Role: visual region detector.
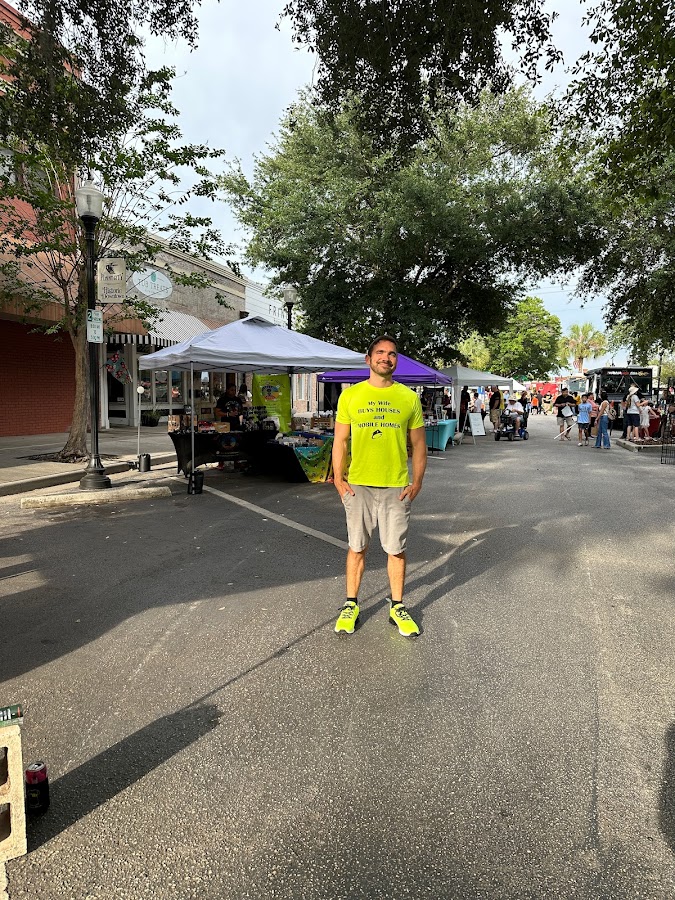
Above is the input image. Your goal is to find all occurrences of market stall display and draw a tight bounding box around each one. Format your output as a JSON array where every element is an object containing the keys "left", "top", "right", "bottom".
[
  {"left": 138, "top": 316, "right": 363, "bottom": 478},
  {"left": 425, "top": 419, "right": 457, "bottom": 451}
]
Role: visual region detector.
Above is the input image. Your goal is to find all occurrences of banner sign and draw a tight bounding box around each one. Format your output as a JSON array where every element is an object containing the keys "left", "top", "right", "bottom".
[{"left": 252, "top": 374, "right": 292, "bottom": 433}]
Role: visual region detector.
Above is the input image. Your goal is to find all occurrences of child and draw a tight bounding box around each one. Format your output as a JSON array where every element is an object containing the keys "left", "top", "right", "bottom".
[{"left": 577, "top": 394, "right": 592, "bottom": 446}]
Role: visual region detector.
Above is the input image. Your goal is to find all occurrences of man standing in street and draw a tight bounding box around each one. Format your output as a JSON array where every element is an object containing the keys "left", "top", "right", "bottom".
[
  {"left": 332, "top": 335, "right": 427, "bottom": 637},
  {"left": 488, "top": 386, "right": 502, "bottom": 433}
]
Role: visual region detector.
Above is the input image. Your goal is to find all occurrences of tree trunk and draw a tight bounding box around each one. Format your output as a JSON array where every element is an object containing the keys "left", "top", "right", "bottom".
[{"left": 60, "top": 326, "right": 90, "bottom": 461}]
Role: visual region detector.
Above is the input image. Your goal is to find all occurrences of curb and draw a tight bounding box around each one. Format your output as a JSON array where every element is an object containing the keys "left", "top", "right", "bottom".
[
  {"left": 0, "top": 453, "right": 177, "bottom": 498},
  {"left": 615, "top": 439, "right": 662, "bottom": 454},
  {"left": 20, "top": 485, "right": 172, "bottom": 509}
]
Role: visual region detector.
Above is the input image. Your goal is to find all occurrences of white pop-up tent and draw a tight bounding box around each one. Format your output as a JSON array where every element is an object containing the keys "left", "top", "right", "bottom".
[
  {"left": 139, "top": 315, "right": 365, "bottom": 373},
  {"left": 140, "top": 315, "right": 366, "bottom": 476},
  {"left": 441, "top": 365, "right": 514, "bottom": 415}
]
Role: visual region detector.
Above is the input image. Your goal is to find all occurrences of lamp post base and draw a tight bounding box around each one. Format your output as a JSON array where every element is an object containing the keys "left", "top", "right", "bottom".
[{"left": 80, "top": 462, "right": 111, "bottom": 491}]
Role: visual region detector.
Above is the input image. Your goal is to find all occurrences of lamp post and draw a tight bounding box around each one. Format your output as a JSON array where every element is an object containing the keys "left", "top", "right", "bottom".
[
  {"left": 283, "top": 285, "right": 297, "bottom": 330},
  {"left": 76, "top": 178, "right": 111, "bottom": 491}
]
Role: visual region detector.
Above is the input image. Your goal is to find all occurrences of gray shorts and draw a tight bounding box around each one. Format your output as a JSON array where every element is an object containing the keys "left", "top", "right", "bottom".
[{"left": 342, "top": 485, "right": 411, "bottom": 555}]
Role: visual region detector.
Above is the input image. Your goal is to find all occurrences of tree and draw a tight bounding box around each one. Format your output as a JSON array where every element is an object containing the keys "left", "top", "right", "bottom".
[
  {"left": 559, "top": 323, "right": 607, "bottom": 373},
  {"left": 566, "top": 0, "right": 675, "bottom": 184},
  {"left": 0, "top": 60, "right": 231, "bottom": 460},
  {"left": 484, "top": 296, "right": 561, "bottom": 379},
  {"left": 1, "top": 0, "right": 201, "bottom": 169},
  {"left": 283, "top": 0, "right": 562, "bottom": 146},
  {"left": 220, "top": 90, "right": 604, "bottom": 362},
  {"left": 456, "top": 332, "right": 490, "bottom": 372},
  {"left": 577, "top": 155, "right": 675, "bottom": 352}
]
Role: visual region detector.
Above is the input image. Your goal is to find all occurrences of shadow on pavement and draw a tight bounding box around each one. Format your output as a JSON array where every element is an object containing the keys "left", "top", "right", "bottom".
[
  {"left": 659, "top": 722, "right": 675, "bottom": 854},
  {"left": 27, "top": 703, "right": 221, "bottom": 852}
]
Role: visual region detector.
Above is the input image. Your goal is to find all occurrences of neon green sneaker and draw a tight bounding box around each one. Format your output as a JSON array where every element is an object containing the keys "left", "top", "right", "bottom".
[
  {"left": 389, "top": 602, "right": 420, "bottom": 637},
  {"left": 335, "top": 601, "right": 359, "bottom": 634}
]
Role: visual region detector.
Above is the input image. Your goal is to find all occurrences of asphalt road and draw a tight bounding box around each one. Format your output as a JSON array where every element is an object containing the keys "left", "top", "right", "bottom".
[{"left": 1, "top": 414, "right": 674, "bottom": 899}]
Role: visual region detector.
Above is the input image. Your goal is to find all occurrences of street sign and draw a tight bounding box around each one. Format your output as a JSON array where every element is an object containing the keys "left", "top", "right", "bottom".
[
  {"left": 87, "top": 309, "right": 104, "bottom": 344},
  {"left": 97, "top": 257, "right": 127, "bottom": 303}
]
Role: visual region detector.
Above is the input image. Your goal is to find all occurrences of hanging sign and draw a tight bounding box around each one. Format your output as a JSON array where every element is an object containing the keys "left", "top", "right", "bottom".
[
  {"left": 86, "top": 309, "right": 104, "bottom": 344},
  {"left": 131, "top": 267, "right": 173, "bottom": 300},
  {"left": 97, "top": 258, "right": 127, "bottom": 303}
]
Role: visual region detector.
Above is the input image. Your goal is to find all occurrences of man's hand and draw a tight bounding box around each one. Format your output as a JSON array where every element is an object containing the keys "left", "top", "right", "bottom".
[
  {"left": 334, "top": 479, "right": 355, "bottom": 499},
  {"left": 399, "top": 482, "right": 422, "bottom": 502}
]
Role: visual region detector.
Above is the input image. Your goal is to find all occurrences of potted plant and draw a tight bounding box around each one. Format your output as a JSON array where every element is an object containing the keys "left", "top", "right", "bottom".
[{"left": 140, "top": 408, "right": 162, "bottom": 427}]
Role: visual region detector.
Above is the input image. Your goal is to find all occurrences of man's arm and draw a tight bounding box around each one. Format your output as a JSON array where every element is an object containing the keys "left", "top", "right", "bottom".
[
  {"left": 400, "top": 426, "right": 427, "bottom": 501},
  {"left": 332, "top": 421, "right": 354, "bottom": 497}
]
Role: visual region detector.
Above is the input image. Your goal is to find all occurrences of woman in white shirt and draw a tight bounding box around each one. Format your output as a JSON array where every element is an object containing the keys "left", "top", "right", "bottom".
[{"left": 624, "top": 386, "right": 642, "bottom": 442}]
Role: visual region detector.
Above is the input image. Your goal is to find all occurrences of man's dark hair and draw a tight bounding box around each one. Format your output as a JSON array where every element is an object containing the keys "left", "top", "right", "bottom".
[{"left": 367, "top": 334, "right": 398, "bottom": 357}]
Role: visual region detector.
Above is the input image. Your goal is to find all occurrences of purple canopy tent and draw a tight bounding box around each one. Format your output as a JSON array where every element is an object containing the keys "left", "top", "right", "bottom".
[{"left": 318, "top": 354, "right": 451, "bottom": 386}]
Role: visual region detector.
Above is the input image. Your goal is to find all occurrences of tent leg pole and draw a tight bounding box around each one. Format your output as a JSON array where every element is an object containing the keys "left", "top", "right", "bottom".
[{"left": 191, "top": 362, "right": 195, "bottom": 478}]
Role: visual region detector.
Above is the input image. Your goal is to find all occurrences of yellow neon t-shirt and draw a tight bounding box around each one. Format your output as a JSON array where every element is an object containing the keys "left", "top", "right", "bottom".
[{"left": 336, "top": 381, "right": 424, "bottom": 487}]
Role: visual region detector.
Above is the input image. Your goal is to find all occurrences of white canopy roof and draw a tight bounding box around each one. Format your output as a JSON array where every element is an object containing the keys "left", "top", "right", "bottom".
[
  {"left": 441, "top": 365, "right": 514, "bottom": 390},
  {"left": 138, "top": 315, "right": 365, "bottom": 373}
]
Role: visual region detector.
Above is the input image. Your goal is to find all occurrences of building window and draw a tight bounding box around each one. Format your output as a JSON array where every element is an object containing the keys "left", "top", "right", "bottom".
[
  {"left": 294, "top": 374, "right": 309, "bottom": 401},
  {"left": 0, "top": 148, "right": 16, "bottom": 184}
]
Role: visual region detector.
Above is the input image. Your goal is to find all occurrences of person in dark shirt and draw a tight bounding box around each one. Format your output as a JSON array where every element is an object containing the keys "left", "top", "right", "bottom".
[
  {"left": 488, "top": 386, "right": 502, "bottom": 433},
  {"left": 554, "top": 387, "right": 577, "bottom": 441},
  {"left": 216, "top": 384, "right": 244, "bottom": 431}
]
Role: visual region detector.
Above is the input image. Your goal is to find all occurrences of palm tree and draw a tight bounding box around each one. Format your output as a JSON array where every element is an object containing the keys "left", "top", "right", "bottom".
[{"left": 560, "top": 323, "right": 607, "bottom": 372}]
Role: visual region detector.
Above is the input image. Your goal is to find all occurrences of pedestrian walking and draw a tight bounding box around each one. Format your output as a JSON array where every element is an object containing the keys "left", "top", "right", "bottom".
[
  {"left": 587, "top": 392, "right": 599, "bottom": 437},
  {"left": 576, "top": 394, "right": 592, "bottom": 445},
  {"left": 520, "top": 390, "right": 531, "bottom": 429},
  {"left": 554, "top": 385, "right": 577, "bottom": 441},
  {"left": 594, "top": 392, "right": 612, "bottom": 449},
  {"left": 332, "top": 335, "right": 427, "bottom": 638}
]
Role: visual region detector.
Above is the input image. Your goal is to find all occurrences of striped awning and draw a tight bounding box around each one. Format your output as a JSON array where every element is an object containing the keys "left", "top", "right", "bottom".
[{"left": 109, "top": 309, "right": 211, "bottom": 348}]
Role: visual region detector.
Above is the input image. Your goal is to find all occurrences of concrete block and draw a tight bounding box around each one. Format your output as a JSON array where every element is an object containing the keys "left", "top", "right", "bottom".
[
  {"left": 20, "top": 485, "right": 171, "bottom": 509},
  {"left": 0, "top": 726, "right": 27, "bottom": 862}
]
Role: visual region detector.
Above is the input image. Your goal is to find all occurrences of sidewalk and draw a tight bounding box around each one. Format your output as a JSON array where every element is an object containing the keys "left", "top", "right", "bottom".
[{"left": 0, "top": 426, "right": 177, "bottom": 496}]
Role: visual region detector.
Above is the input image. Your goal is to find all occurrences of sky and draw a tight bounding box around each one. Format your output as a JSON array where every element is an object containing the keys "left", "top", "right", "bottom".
[{"left": 144, "top": 2, "right": 621, "bottom": 366}]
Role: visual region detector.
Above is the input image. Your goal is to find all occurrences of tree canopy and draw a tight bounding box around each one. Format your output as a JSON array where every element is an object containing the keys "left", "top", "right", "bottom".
[
  {"left": 484, "top": 296, "right": 562, "bottom": 380},
  {"left": 577, "top": 155, "right": 675, "bottom": 352},
  {"left": 567, "top": 0, "right": 675, "bottom": 182},
  {"left": 221, "top": 90, "right": 603, "bottom": 362},
  {"left": 1, "top": 0, "right": 201, "bottom": 168},
  {"left": 283, "top": 0, "right": 561, "bottom": 145}
]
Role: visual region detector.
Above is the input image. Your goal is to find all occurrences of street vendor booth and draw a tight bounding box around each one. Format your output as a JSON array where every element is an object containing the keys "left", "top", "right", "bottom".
[
  {"left": 139, "top": 316, "right": 364, "bottom": 481},
  {"left": 442, "top": 365, "right": 513, "bottom": 416},
  {"left": 320, "top": 354, "right": 455, "bottom": 451}
]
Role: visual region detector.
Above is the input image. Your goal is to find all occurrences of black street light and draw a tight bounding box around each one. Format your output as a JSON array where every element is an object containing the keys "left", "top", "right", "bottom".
[
  {"left": 283, "top": 285, "right": 297, "bottom": 330},
  {"left": 76, "top": 178, "right": 111, "bottom": 491}
]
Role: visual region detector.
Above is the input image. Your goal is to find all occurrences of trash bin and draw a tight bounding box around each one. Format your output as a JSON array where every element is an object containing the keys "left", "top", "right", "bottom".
[
  {"left": 187, "top": 470, "right": 204, "bottom": 494},
  {"left": 138, "top": 453, "right": 151, "bottom": 472}
]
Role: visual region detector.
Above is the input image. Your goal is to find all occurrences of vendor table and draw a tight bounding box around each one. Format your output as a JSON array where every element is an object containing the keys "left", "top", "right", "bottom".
[
  {"left": 425, "top": 419, "right": 456, "bottom": 451},
  {"left": 168, "top": 431, "right": 335, "bottom": 483},
  {"left": 168, "top": 430, "right": 276, "bottom": 475}
]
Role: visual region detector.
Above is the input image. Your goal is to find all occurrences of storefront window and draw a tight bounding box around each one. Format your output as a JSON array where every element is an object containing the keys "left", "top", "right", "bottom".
[
  {"left": 155, "top": 370, "right": 168, "bottom": 404},
  {"left": 171, "top": 371, "right": 183, "bottom": 403},
  {"left": 139, "top": 371, "right": 152, "bottom": 402}
]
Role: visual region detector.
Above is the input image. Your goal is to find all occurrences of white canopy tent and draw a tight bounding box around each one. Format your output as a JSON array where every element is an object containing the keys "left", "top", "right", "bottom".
[
  {"left": 139, "top": 315, "right": 365, "bottom": 477},
  {"left": 138, "top": 315, "right": 365, "bottom": 373},
  {"left": 441, "top": 365, "right": 514, "bottom": 415}
]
